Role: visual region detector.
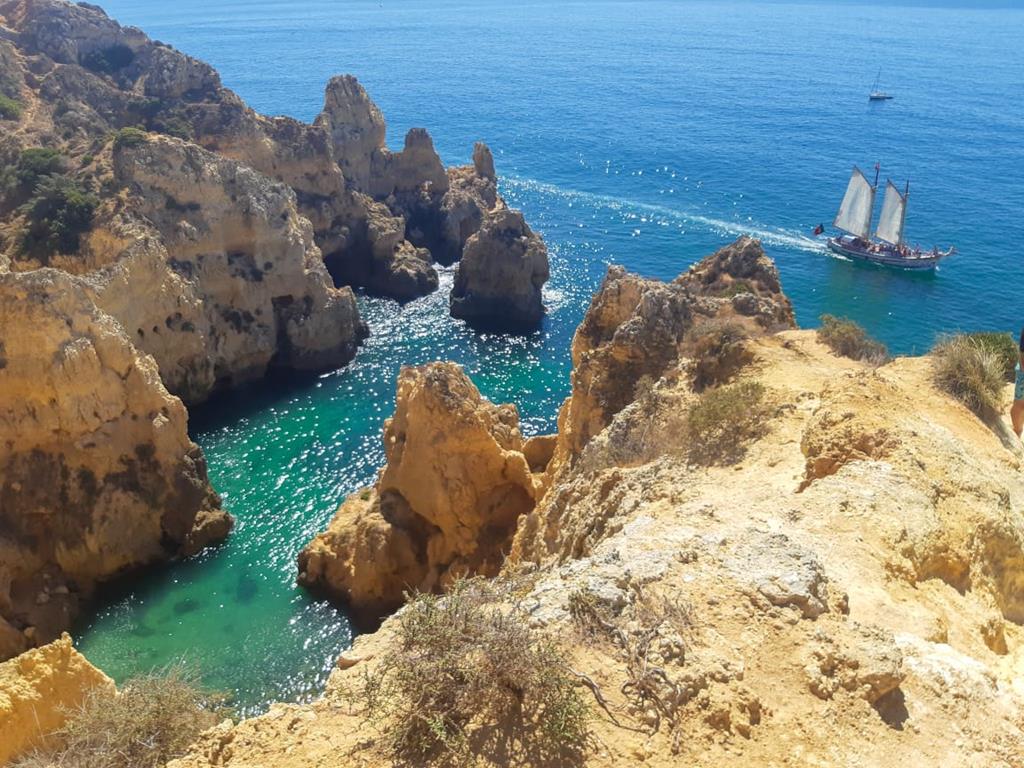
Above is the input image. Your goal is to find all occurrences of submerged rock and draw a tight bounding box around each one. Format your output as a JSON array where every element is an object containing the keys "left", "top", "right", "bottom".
[
  {"left": 450, "top": 206, "right": 550, "bottom": 332},
  {"left": 298, "top": 362, "right": 540, "bottom": 624},
  {"left": 0, "top": 269, "right": 232, "bottom": 658}
]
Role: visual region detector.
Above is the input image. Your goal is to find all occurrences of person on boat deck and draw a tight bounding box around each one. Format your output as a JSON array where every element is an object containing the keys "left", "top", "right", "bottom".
[{"left": 1012, "top": 328, "right": 1024, "bottom": 437}]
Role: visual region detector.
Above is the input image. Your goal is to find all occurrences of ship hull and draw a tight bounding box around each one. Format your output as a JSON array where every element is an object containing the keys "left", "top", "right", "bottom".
[{"left": 826, "top": 237, "right": 945, "bottom": 271}]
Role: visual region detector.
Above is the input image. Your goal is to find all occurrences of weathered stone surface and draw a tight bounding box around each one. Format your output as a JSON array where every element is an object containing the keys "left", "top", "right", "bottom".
[
  {"left": 450, "top": 206, "right": 550, "bottom": 332},
  {"left": 553, "top": 236, "right": 794, "bottom": 469},
  {"left": 0, "top": 634, "right": 115, "bottom": 765},
  {"left": 0, "top": 268, "right": 231, "bottom": 656},
  {"left": 299, "top": 362, "right": 539, "bottom": 624},
  {"left": 180, "top": 260, "right": 1024, "bottom": 767},
  {"left": 92, "top": 134, "right": 367, "bottom": 403}
]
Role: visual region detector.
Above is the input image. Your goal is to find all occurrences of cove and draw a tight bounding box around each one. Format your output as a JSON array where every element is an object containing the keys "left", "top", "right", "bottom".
[{"left": 77, "top": 0, "right": 1023, "bottom": 714}]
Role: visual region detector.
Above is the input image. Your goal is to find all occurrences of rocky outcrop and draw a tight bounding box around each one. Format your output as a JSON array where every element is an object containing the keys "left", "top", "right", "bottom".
[
  {"left": 0, "top": 0, "right": 544, "bottom": 310},
  {"left": 298, "top": 362, "right": 540, "bottom": 624},
  {"left": 553, "top": 235, "right": 794, "bottom": 469},
  {"left": 0, "top": 634, "right": 115, "bottom": 765},
  {"left": 450, "top": 206, "right": 550, "bottom": 332},
  {"left": 177, "top": 270, "right": 1024, "bottom": 767},
  {"left": 0, "top": 268, "right": 231, "bottom": 658},
  {"left": 89, "top": 134, "right": 367, "bottom": 404}
]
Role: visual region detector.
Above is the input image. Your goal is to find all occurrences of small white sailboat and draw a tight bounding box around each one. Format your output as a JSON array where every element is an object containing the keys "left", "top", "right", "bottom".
[
  {"left": 869, "top": 70, "right": 893, "bottom": 101},
  {"left": 820, "top": 165, "right": 955, "bottom": 270}
]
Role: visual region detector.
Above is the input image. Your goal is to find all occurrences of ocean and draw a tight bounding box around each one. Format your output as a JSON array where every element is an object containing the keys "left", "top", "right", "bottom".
[{"left": 76, "top": 0, "right": 1024, "bottom": 714}]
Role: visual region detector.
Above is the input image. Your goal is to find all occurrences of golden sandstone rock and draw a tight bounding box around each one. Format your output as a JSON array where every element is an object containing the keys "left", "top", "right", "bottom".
[
  {"left": 0, "top": 634, "right": 114, "bottom": 765},
  {"left": 197, "top": 238, "right": 1024, "bottom": 768},
  {"left": 0, "top": 269, "right": 231, "bottom": 658},
  {"left": 298, "top": 362, "right": 542, "bottom": 625}
]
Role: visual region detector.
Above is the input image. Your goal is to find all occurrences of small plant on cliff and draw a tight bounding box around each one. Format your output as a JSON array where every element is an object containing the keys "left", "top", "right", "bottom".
[
  {"left": 816, "top": 314, "right": 889, "bottom": 365},
  {"left": 112, "top": 126, "right": 149, "bottom": 149},
  {"left": 685, "top": 319, "right": 752, "bottom": 391},
  {"left": 354, "top": 579, "right": 589, "bottom": 766},
  {"left": 0, "top": 93, "right": 21, "bottom": 119},
  {"left": 19, "top": 175, "right": 98, "bottom": 262},
  {"left": 12, "top": 668, "right": 230, "bottom": 768},
  {"left": 685, "top": 379, "right": 769, "bottom": 465},
  {"left": 931, "top": 334, "right": 1006, "bottom": 417}
]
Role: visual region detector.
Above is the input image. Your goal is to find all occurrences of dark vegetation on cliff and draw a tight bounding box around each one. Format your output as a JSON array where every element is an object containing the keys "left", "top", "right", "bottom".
[{"left": 816, "top": 314, "right": 889, "bottom": 365}]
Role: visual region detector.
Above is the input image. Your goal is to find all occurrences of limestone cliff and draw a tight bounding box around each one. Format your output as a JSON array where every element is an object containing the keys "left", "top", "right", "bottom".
[
  {"left": 90, "top": 134, "right": 367, "bottom": 404},
  {"left": 175, "top": 240, "right": 1023, "bottom": 768},
  {"left": 0, "top": 268, "right": 231, "bottom": 659},
  {"left": 298, "top": 362, "right": 541, "bottom": 624},
  {"left": 0, "top": 634, "right": 114, "bottom": 765}
]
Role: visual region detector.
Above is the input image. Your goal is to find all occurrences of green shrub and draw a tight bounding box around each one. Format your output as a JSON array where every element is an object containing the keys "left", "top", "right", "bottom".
[
  {"left": 0, "top": 93, "right": 21, "bottom": 119},
  {"left": 931, "top": 334, "right": 1006, "bottom": 416},
  {"left": 19, "top": 175, "right": 98, "bottom": 261},
  {"left": 715, "top": 279, "right": 753, "bottom": 298},
  {"left": 152, "top": 113, "right": 194, "bottom": 140},
  {"left": 817, "top": 314, "right": 889, "bottom": 364},
  {"left": 686, "top": 380, "right": 768, "bottom": 465},
  {"left": 356, "top": 580, "right": 589, "bottom": 766},
  {"left": 962, "top": 331, "right": 1018, "bottom": 382},
  {"left": 112, "top": 126, "right": 149, "bottom": 149},
  {"left": 11, "top": 668, "right": 229, "bottom": 768},
  {"left": 10, "top": 147, "right": 64, "bottom": 188},
  {"left": 81, "top": 44, "right": 135, "bottom": 74},
  {"left": 686, "top": 319, "right": 752, "bottom": 391}
]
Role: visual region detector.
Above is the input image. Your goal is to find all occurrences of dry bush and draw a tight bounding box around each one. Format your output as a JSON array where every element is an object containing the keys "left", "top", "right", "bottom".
[
  {"left": 356, "top": 579, "right": 589, "bottom": 767},
  {"left": 962, "top": 332, "right": 1018, "bottom": 382},
  {"left": 817, "top": 314, "right": 889, "bottom": 365},
  {"left": 932, "top": 334, "right": 1006, "bottom": 416},
  {"left": 685, "top": 380, "right": 769, "bottom": 465},
  {"left": 569, "top": 587, "right": 695, "bottom": 753},
  {"left": 12, "top": 668, "right": 229, "bottom": 768},
  {"left": 685, "top": 319, "right": 752, "bottom": 391}
]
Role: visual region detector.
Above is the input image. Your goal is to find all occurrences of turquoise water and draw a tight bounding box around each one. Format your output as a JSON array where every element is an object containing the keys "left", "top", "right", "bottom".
[{"left": 78, "top": 1, "right": 1024, "bottom": 714}]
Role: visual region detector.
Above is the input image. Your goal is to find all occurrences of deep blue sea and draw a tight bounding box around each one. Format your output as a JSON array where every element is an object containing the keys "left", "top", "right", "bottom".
[{"left": 77, "top": 0, "right": 1024, "bottom": 714}]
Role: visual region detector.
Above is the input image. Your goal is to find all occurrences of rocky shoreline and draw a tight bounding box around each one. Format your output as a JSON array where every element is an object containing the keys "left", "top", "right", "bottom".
[
  {"left": 0, "top": 0, "right": 548, "bottom": 658},
  {"left": 2, "top": 1, "right": 1024, "bottom": 767}
]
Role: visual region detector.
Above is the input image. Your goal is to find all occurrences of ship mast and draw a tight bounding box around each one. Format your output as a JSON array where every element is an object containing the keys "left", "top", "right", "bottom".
[
  {"left": 899, "top": 180, "right": 909, "bottom": 247},
  {"left": 868, "top": 162, "right": 880, "bottom": 238}
]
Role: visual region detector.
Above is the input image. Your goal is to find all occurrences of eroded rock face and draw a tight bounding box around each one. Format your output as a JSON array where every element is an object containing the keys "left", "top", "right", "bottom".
[
  {"left": 92, "top": 134, "right": 367, "bottom": 404},
  {"left": 450, "top": 206, "right": 550, "bottom": 332},
  {"left": 0, "top": 633, "right": 115, "bottom": 765},
  {"left": 0, "top": 269, "right": 231, "bottom": 657},
  {"left": 176, "top": 258, "right": 1024, "bottom": 767},
  {"left": 554, "top": 235, "right": 794, "bottom": 467},
  {"left": 298, "top": 362, "right": 539, "bottom": 624}
]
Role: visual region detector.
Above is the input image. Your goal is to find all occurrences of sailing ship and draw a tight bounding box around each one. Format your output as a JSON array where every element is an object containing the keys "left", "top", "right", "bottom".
[
  {"left": 869, "top": 70, "right": 893, "bottom": 101},
  {"left": 823, "top": 165, "right": 955, "bottom": 270}
]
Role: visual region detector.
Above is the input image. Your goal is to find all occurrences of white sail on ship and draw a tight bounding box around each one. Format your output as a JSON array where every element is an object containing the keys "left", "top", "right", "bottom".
[
  {"left": 874, "top": 180, "right": 907, "bottom": 246},
  {"left": 820, "top": 165, "right": 954, "bottom": 271}
]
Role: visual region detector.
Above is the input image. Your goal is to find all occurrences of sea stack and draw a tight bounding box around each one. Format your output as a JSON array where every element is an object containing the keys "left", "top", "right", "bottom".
[
  {"left": 298, "top": 362, "right": 542, "bottom": 625},
  {"left": 449, "top": 207, "right": 550, "bottom": 332}
]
